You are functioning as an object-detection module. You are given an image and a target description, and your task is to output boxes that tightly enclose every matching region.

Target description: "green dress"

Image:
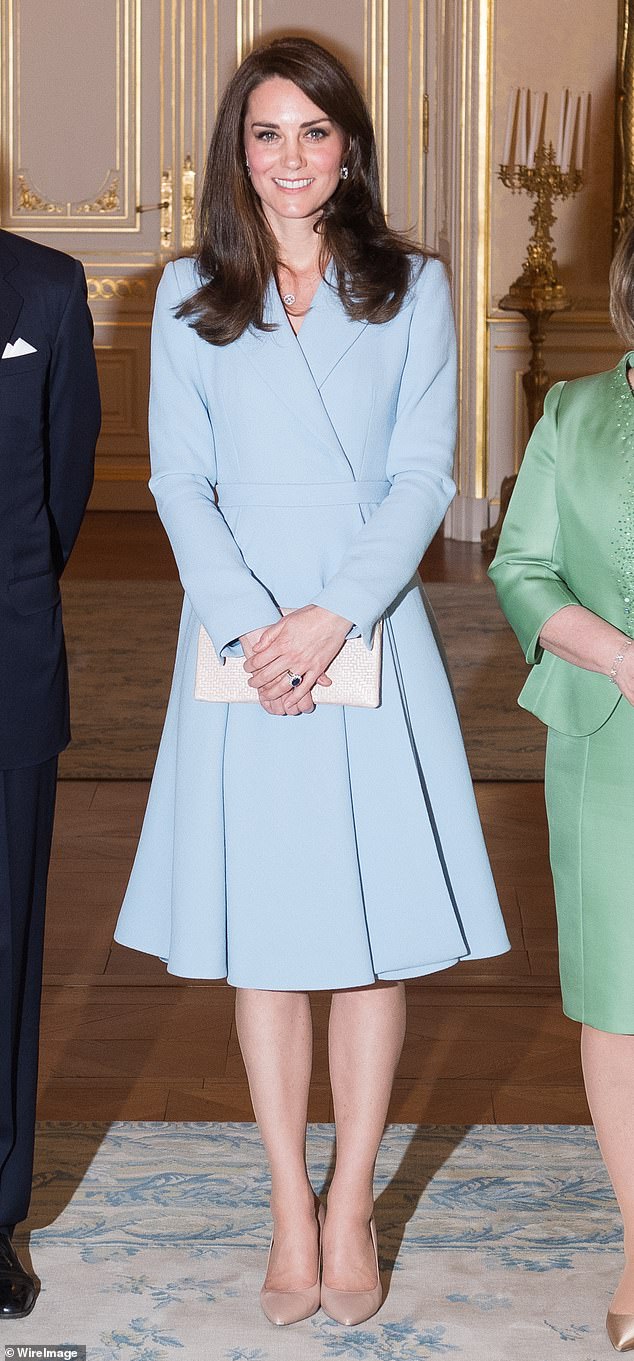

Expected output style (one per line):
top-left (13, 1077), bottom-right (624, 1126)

top-left (490, 353), bottom-right (634, 1033)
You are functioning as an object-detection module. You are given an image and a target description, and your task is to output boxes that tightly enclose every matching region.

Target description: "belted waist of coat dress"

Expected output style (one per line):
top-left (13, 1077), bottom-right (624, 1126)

top-left (215, 480), bottom-right (391, 508)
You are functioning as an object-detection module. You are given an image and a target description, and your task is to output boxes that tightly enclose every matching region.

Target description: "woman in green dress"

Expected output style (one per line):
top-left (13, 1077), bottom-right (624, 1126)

top-left (490, 223), bottom-right (634, 1354)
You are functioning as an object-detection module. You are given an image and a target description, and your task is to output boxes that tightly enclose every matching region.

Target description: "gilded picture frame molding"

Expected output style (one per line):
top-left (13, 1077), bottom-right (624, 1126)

top-left (615, 0), bottom-right (634, 239)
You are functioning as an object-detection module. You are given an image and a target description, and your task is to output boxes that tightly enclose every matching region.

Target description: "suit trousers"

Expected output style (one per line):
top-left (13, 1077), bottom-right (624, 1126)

top-left (0, 757), bottom-right (57, 1233)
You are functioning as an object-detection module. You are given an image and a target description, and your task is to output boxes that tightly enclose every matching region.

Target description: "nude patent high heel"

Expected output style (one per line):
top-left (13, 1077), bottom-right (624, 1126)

top-left (320, 1214), bottom-right (383, 1326)
top-left (259, 1201), bottom-right (325, 1326)
top-left (607, 1311), bottom-right (634, 1352)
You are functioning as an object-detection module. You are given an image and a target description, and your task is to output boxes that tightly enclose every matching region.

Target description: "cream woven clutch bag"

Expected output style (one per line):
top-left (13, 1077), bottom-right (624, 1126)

top-left (194, 610), bottom-right (383, 708)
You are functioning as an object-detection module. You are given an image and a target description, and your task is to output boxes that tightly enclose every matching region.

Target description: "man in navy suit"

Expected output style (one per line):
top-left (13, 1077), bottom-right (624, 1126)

top-left (0, 229), bottom-right (100, 1316)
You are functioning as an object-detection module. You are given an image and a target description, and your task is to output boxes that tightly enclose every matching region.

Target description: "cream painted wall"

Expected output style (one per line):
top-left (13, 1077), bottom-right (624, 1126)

top-left (491, 0), bottom-right (618, 310)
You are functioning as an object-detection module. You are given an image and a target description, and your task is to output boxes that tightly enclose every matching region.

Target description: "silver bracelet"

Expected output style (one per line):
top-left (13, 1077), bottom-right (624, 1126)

top-left (609, 636), bottom-right (633, 685)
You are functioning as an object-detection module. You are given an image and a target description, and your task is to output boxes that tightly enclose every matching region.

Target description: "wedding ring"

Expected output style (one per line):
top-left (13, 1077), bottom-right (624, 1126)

top-left (287, 670), bottom-right (303, 688)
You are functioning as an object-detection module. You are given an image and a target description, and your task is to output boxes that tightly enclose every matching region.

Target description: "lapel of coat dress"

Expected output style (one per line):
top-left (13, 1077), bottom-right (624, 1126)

top-left (297, 258), bottom-right (370, 390)
top-left (0, 234), bottom-right (23, 357)
top-left (235, 261), bottom-right (368, 478)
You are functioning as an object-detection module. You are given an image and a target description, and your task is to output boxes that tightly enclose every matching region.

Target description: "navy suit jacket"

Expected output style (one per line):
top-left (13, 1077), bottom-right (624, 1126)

top-left (0, 230), bottom-right (100, 768)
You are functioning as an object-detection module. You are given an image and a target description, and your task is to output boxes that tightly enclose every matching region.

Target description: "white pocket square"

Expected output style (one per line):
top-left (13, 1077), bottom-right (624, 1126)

top-left (2, 337), bottom-right (37, 358)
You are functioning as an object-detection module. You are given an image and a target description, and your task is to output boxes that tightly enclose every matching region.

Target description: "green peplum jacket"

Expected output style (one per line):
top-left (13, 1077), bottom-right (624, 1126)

top-left (489, 353), bottom-right (634, 736)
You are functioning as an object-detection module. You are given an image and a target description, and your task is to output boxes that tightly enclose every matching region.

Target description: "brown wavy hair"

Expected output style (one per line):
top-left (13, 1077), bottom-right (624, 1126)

top-left (610, 222), bottom-right (634, 348)
top-left (176, 35), bottom-right (427, 346)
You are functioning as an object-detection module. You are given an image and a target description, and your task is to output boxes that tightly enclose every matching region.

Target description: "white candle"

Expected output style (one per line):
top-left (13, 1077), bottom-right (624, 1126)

top-left (555, 88), bottom-right (567, 166)
top-left (502, 87), bottom-right (517, 166)
top-left (527, 91), bottom-right (544, 166)
top-left (517, 87), bottom-right (528, 165)
top-left (575, 92), bottom-right (589, 171)
top-left (561, 90), bottom-right (575, 172)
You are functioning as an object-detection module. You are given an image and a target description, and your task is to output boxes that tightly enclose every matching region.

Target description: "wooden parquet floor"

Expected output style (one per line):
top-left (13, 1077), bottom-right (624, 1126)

top-left (38, 516), bottom-right (588, 1124)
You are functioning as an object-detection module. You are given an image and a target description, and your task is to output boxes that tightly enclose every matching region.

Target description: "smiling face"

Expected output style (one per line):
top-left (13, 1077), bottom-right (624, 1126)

top-left (243, 76), bottom-right (347, 236)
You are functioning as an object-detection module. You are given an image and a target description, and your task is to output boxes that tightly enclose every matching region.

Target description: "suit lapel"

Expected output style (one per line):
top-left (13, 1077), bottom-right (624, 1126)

top-left (0, 235), bottom-right (23, 357)
top-left (235, 263), bottom-right (368, 479)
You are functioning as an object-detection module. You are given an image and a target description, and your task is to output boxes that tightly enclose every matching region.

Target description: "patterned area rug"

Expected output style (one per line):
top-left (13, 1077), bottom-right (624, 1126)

top-left (11, 1123), bottom-right (620, 1359)
top-left (58, 580), bottom-right (545, 780)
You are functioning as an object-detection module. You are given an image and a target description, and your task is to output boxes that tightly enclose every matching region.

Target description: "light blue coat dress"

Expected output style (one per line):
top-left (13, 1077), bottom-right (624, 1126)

top-left (114, 254), bottom-right (510, 988)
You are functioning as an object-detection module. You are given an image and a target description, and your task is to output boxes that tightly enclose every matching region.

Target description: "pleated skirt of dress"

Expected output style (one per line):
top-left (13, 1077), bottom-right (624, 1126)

top-left (114, 579), bottom-right (510, 988)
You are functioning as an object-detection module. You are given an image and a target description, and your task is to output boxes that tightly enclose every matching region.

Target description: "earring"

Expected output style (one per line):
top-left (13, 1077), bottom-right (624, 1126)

top-left (339, 165), bottom-right (349, 180)
top-left (245, 161), bottom-right (251, 177)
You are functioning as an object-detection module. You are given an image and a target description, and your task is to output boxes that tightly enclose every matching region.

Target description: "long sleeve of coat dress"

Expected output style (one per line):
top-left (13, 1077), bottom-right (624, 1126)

top-left (309, 259), bottom-right (458, 646)
top-left (148, 261), bottom-right (283, 659)
top-left (488, 379), bottom-right (582, 665)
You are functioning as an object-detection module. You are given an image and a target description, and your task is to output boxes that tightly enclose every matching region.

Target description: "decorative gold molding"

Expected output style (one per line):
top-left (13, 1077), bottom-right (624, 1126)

top-left (236, 0), bottom-right (257, 65)
top-left (17, 170), bottom-right (121, 218)
top-left (365, 0), bottom-right (390, 207)
top-left (445, 0), bottom-right (494, 508)
top-left (17, 172), bottom-right (62, 214)
top-left (405, 0), bottom-right (426, 239)
top-left (92, 320), bottom-right (152, 328)
top-left (489, 310), bottom-right (613, 327)
top-left (75, 175), bottom-right (121, 216)
top-left (418, 0), bottom-right (426, 237)
top-left (181, 155), bottom-right (196, 251)
top-left (615, 0), bottom-right (634, 238)
top-left (160, 168), bottom-right (173, 251)
top-left (493, 339), bottom-right (617, 348)
top-left (513, 367), bottom-right (527, 472)
top-left (474, 0), bottom-right (493, 500)
top-left (87, 277), bottom-right (148, 301)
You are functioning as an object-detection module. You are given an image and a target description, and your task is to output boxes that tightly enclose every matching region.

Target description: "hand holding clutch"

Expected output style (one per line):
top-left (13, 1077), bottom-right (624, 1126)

top-left (240, 617), bottom-right (332, 716)
top-left (244, 605), bottom-right (351, 707)
top-left (195, 606), bottom-right (383, 708)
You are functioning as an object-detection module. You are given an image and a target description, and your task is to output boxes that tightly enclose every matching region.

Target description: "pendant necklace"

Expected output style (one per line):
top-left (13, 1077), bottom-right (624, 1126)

top-left (280, 263), bottom-right (323, 311)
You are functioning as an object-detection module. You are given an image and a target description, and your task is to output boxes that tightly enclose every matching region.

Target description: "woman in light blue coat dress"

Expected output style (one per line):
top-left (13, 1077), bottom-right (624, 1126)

top-left (115, 36), bottom-right (509, 1326)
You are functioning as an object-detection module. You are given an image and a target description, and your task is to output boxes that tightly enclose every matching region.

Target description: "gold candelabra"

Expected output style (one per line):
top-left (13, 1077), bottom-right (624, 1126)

top-left (481, 141), bottom-right (585, 551)
top-left (499, 142), bottom-right (584, 304)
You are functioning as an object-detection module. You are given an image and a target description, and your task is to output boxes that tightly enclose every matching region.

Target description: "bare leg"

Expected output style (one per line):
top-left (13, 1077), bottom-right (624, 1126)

top-left (323, 980), bottom-right (407, 1290)
top-left (234, 987), bottom-right (319, 1290)
top-left (581, 1023), bottom-right (634, 1311)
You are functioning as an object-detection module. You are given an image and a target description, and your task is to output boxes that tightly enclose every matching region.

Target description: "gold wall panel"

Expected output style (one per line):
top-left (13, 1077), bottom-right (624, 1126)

top-left (1, 0), bottom-right (141, 231)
